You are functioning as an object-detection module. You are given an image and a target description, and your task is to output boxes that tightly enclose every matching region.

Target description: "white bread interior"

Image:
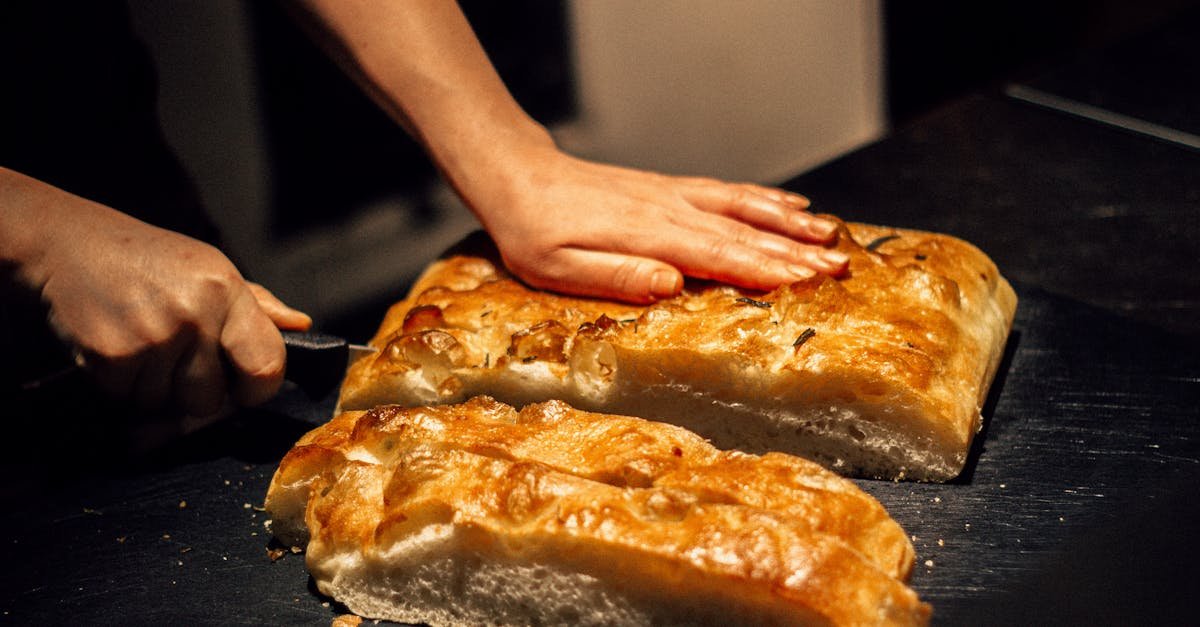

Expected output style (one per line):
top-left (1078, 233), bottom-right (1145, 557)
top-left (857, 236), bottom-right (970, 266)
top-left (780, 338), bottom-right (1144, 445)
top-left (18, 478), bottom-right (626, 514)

top-left (266, 398), bottom-right (931, 626)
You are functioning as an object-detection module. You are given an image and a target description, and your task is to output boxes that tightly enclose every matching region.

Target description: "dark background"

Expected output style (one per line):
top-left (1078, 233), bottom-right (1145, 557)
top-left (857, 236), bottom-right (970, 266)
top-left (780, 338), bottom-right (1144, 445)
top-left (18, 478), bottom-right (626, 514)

top-left (2, 2), bottom-right (1198, 624)
top-left (236, 0), bottom-right (1198, 341)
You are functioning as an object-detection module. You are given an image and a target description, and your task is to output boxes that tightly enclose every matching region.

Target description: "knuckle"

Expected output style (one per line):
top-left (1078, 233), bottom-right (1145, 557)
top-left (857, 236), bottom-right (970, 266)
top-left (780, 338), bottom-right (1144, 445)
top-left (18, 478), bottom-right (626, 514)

top-left (236, 337), bottom-right (287, 385)
top-left (502, 244), bottom-right (570, 289)
top-left (702, 235), bottom-right (740, 265)
top-left (726, 224), bottom-right (758, 248)
top-left (248, 350), bottom-right (287, 382)
top-left (727, 186), bottom-right (755, 208)
top-left (609, 259), bottom-right (652, 297)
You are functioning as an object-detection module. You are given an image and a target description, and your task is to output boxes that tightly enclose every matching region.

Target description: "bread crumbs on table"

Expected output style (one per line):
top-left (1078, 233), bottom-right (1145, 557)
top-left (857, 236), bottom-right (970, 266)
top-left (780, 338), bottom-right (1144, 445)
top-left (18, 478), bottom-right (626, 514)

top-left (924, 559), bottom-right (934, 568)
top-left (331, 614), bottom-right (363, 627)
top-left (178, 500), bottom-right (187, 509)
top-left (937, 539), bottom-right (945, 547)
top-left (267, 547), bottom-right (287, 561)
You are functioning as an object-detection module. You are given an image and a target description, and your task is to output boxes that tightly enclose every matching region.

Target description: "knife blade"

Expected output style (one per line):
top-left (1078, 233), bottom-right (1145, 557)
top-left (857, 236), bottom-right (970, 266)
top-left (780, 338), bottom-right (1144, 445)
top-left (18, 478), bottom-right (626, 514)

top-left (281, 330), bottom-right (376, 399)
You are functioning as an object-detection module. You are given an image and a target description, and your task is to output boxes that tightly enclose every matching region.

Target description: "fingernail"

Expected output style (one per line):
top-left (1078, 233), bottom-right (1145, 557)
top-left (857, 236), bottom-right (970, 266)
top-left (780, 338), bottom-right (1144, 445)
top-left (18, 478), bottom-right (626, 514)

top-left (812, 219), bottom-right (838, 238)
top-left (650, 270), bottom-right (682, 298)
top-left (821, 250), bottom-right (849, 265)
top-left (786, 192), bottom-right (810, 208)
top-left (787, 264), bottom-right (817, 279)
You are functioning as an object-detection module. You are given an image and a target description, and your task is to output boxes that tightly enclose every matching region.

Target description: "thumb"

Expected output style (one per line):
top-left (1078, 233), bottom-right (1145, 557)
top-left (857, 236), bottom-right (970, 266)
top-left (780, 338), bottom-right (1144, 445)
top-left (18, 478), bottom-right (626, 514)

top-left (246, 282), bottom-right (312, 331)
top-left (512, 248), bottom-right (682, 304)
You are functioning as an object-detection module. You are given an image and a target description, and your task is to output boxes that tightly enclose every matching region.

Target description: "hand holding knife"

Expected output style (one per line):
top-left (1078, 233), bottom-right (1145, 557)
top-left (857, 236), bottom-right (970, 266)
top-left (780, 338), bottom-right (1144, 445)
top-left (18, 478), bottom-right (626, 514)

top-left (21, 330), bottom-right (375, 402)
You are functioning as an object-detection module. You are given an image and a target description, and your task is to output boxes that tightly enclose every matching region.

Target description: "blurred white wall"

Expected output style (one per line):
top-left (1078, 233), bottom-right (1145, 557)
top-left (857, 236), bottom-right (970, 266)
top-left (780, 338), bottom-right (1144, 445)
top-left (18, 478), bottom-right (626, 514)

top-left (561, 0), bottom-right (886, 184)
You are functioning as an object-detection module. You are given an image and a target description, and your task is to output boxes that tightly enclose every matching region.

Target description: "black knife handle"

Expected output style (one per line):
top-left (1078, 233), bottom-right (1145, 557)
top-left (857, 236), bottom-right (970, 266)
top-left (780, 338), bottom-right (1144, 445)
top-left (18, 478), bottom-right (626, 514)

top-left (281, 330), bottom-right (349, 399)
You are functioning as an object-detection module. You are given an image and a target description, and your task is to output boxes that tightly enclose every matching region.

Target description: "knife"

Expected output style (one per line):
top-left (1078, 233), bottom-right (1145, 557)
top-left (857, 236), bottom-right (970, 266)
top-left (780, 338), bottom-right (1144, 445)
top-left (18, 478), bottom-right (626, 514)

top-left (281, 330), bottom-right (377, 399)
top-left (18, 330), bottom-right (376, 401)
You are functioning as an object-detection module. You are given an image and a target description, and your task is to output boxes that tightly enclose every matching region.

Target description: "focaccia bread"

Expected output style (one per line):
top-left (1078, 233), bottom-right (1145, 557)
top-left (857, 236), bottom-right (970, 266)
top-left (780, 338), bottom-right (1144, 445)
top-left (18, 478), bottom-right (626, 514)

top-left (266, 397), bottom-right (931, 626)
top-left (338, 221), bottom-right (1016, 481)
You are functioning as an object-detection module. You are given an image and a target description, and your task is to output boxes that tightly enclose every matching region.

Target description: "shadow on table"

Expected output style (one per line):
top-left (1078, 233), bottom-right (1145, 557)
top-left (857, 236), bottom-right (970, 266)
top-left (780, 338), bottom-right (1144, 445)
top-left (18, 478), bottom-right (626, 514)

top-left (1, 377), bottom-right (329, 499)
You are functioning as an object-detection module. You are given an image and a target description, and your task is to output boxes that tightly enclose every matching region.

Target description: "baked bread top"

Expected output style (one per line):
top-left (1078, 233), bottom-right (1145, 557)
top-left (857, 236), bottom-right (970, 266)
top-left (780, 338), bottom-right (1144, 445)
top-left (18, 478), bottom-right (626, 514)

top-left (338, 220), bottom-right (1016, 480)
top-left (266, 397), bottom-right (930, 625)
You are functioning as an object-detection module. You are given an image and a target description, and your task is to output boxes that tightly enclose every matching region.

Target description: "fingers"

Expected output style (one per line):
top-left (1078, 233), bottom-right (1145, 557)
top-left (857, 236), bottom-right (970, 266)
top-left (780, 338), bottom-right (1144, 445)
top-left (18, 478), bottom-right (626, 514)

top-left (570, 213), bottom-right (846, 286)
top-left (515, 248), bottom-right (683, 304)
top-left (246, 282), bottom-right (312, 331)
top-left (131, 324), bottom-right (196, 411)
top-left (661, 231), bottom-right (832, 290)
top-left (681, 179), bottom-right (838, 244)
top-left (172, 341), bottom-right (226, 418)
top-left (219, 287), bottom-right (288, 407)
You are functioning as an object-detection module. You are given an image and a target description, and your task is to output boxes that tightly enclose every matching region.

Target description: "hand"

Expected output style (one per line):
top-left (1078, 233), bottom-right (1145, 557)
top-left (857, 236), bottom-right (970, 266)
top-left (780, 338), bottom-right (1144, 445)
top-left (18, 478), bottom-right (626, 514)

top-left (294, 0), bottom-right (845, 303)
top-left (464, 145), bottom-right (848, 304)
top-left (2, 168), bottom-right (310, 416)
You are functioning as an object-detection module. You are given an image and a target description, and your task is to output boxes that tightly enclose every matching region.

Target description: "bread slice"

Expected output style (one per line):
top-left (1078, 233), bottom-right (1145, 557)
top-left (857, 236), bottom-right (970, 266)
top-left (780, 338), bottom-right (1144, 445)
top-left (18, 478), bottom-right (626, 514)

top-left (266, 397), bottom-right (931, 626)
top-left (337, 221), bottom-right (1016, 481)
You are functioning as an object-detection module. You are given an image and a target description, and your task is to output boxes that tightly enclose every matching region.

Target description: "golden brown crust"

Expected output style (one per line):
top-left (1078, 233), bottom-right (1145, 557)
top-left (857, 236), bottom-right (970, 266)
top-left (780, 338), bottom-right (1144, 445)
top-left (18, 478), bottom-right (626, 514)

top-left (338, 221), bottom-right (1016, 481)
top-left (266, 397), bottom-right (931, 625)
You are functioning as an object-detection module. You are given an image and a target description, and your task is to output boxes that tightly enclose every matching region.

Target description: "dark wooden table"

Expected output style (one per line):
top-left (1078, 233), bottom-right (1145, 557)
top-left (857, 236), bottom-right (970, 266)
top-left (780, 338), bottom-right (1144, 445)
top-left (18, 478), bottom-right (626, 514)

top-left (3, 11), bottom-right (1198, 626)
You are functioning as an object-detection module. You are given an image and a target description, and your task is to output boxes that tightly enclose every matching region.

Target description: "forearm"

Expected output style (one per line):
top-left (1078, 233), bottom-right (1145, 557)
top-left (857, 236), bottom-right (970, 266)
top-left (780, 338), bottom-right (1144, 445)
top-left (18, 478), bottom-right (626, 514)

top-left (295, 1), bottom-right (845, 303)
top-left (0, 166), bottom-right (89, 288)
top-left (297, 0), bottom-right (554, 202)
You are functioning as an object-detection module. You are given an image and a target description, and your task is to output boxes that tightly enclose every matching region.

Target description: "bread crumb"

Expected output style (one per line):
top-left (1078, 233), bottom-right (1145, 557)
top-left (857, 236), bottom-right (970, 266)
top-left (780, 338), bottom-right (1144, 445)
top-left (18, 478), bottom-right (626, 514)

top-left (999, 484), bottom-right (1006, 489)
top-left (933, 496), bottom-right (941, 503)
top-left (178, 500), bottom-right (187, 509)
top-left (116, 536), bottom-right (127, 544)
top-left (937, 539), bottom-right (945, 547)
top-left (267, 547), bottom-right (287, 562)
top-left (332, 614), bottom-right (363, 627)
top-left (243, 503), bottom-right (252, 509)
top-left (924, 559), bottom-right (934, 568)
top-left (161, 534), bottom-right (171, 540)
